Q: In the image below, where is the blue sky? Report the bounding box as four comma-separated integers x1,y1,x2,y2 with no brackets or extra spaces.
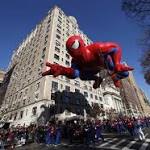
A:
0,0,149,98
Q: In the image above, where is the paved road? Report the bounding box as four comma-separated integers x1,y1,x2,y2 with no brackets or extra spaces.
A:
15,138,150,150
15,128,150,150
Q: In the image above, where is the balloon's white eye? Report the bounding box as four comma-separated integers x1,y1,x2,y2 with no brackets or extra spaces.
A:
71,40,80,49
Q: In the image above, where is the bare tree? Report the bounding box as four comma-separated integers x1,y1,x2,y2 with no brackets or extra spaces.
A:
140,26,150,85
140,49,150,84
122,0,150,26
122,0,150,85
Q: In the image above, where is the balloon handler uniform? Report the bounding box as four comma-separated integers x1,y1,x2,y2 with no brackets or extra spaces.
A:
42,35,134,89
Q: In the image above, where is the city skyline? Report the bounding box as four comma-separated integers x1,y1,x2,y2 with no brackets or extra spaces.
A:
0,0,149,99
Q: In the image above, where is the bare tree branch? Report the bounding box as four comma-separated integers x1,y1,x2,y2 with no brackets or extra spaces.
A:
122,0,150,85
122,0,150,25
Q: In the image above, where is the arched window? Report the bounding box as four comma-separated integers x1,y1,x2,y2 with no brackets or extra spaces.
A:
32,107,37,116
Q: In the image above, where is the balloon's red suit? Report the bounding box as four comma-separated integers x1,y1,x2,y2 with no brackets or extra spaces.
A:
42,35,134,88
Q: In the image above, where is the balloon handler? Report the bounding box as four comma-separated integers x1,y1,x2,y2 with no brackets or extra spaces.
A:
42,35,134,89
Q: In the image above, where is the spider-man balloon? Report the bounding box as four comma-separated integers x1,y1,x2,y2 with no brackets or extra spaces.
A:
42,35,134,89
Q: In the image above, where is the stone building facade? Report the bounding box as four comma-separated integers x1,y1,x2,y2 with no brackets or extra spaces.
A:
0,6,125,125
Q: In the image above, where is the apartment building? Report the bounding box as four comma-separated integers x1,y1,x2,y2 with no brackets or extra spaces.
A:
0,70,5,86
0,70,6,105
0,6,124,125
120,71,144,117
137,88,150,116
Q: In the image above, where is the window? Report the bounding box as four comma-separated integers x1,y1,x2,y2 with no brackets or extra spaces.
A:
36,82,40,91
66,54,70,59
66,32,69,37
67,19,69,23
90,94,93,99
95,95,98,100
45,35,48,39
57,29,61,34
57,24,61,29
55,47,60,53
35,93,39,100
32,107,37,115
75,89,80,93
84,92,88,98
66,25,69,29
51,93,56,100
19,92,22,99
65,85,70,92
47,18,51,24
56,40,61,46
42,47,46,53
58,18,62,24
40,62,43,69
56,34,61,39
59,11,62,16
44,40,47,45
17,102,20,108
65,61,70,66
9,114,13,120
53,61,58,64
75,80,80,86
42,47,46,59
46,28,50,33
52,81,58,91
54,54,59,60
99,97,103,101
14,112,17,120
23,99,26,105
20,111,24,119
100,104,104,109
24,74,27,79
58,15,62,19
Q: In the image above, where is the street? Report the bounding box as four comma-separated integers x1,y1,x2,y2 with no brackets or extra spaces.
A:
15,128,150,150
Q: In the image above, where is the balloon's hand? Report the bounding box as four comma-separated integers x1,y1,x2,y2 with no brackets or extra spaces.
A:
42,62,63,77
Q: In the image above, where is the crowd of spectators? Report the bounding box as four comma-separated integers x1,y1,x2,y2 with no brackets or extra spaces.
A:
0,116,149,149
